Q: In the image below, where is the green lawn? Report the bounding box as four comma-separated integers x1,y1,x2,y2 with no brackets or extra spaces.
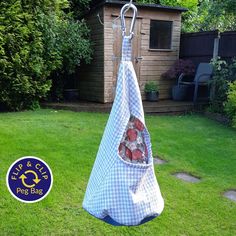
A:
0,109,236,235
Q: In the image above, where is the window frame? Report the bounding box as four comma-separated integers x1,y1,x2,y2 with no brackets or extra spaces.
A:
149,19,173,51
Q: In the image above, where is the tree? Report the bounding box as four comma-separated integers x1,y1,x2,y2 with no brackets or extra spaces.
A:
159,0,199,32
137,0,199,32
136,0,236,32
198,0,236,32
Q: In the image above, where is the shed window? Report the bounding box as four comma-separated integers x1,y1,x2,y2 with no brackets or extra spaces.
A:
149,20,172,49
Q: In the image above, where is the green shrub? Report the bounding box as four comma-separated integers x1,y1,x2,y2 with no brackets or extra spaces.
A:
209,57,236,113
37,12,92,75
0,0,92,111
225,81,236,128
144,81,159,92
37,12,92,100
69,0,91,18
0,1,47,110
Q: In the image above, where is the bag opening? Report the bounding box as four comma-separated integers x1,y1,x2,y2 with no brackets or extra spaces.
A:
118,115,149,165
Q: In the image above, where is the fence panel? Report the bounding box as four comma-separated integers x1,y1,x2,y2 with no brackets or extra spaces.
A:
180,30,236,65
219,31,236,61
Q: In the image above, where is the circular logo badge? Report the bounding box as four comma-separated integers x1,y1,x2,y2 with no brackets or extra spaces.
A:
6,156,53,203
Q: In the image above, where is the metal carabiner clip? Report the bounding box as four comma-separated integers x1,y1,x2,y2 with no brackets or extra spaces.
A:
120,3,137,40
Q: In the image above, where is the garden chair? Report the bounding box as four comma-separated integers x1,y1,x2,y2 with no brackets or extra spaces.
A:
177,63,213,103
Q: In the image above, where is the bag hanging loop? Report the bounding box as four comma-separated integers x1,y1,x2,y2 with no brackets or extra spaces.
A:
120,2,137,40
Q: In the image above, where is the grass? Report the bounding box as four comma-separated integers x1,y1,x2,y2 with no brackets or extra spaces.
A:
0,109,236,235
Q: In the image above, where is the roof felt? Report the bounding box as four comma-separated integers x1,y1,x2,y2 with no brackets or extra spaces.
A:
96,0,187,12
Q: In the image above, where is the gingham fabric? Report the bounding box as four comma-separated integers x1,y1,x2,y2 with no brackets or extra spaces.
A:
82,36,164,226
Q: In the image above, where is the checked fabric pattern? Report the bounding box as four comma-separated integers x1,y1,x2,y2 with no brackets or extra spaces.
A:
82,36,164,226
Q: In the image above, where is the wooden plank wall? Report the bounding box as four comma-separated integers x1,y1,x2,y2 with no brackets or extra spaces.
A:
140,11,181,99
180,31,218,66
104,5,182,102
78,7,105,102
103,8,114,103
180,30,236,64
103,8,142,102
219,31,236,61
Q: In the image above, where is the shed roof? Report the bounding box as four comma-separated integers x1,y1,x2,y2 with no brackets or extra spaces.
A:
92,0,187,13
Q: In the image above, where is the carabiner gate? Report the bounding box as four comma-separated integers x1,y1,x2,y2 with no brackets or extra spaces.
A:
120,3,137,40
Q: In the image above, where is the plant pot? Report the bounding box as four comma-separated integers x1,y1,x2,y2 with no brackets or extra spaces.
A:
172,85,188,101
0,102,7,111
145,91,159,102
64,89,79,102
185,84,194,101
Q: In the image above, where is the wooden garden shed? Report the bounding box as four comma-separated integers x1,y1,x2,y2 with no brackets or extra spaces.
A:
78,0,187,103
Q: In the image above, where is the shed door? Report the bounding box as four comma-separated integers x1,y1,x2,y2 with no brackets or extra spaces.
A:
112,17,142,89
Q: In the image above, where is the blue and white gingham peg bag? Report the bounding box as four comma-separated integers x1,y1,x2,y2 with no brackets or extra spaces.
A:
82,36,164,226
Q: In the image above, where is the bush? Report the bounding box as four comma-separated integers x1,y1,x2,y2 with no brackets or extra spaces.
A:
0,1,49,110
161,59,195,80
69,0,91,18
209,57,236,113
37,12,92,100
0,0,92,110
144,81,159,92
225,81,236,128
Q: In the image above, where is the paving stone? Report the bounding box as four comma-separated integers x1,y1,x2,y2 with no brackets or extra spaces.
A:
153,156,167,165
224,190,236,202
173,172,201,183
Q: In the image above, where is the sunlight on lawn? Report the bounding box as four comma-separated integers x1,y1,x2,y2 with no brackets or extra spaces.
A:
0,109,236,235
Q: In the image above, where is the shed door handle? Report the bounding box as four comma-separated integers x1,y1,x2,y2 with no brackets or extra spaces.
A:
135,56,143,63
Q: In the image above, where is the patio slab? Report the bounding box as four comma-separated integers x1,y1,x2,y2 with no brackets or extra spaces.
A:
224,190,236,202
173,172,201,183
153,156,167,165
